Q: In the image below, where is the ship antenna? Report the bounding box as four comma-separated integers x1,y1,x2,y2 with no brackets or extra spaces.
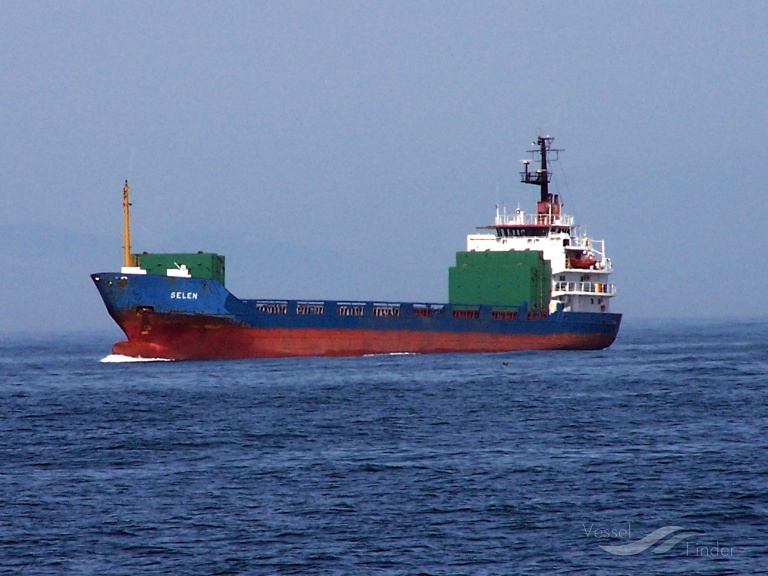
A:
539,136,549,202
122,180,132,267
520,135,562,203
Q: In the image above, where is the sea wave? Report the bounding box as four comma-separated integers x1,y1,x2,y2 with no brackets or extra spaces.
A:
100,354,173,363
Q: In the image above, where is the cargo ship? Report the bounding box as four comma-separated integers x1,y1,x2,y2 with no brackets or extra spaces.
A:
92,135,621,360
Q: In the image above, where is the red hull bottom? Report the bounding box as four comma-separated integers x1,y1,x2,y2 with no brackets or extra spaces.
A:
110,313,617,360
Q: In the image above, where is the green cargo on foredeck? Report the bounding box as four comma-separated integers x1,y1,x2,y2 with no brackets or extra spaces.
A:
133,252,226,285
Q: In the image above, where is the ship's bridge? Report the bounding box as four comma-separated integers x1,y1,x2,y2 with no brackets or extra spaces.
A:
479,207,574,238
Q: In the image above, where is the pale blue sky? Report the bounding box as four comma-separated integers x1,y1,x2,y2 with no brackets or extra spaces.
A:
1,1,766,333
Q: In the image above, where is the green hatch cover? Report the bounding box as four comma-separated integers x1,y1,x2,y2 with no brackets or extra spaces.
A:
448,250,551,310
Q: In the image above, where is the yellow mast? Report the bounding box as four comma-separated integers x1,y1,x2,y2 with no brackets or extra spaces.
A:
122,180,132,267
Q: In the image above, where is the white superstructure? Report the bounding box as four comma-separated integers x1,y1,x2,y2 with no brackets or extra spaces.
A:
465,136,615,314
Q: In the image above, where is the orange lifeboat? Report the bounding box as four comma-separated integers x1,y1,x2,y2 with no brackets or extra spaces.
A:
568,254,597,269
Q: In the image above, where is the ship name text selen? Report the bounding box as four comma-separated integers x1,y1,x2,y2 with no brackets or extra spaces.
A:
170,292,199,300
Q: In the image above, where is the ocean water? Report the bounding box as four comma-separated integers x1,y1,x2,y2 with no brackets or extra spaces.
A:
1,319,766,575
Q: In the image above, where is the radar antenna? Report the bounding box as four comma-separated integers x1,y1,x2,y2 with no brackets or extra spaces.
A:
520,135,562,203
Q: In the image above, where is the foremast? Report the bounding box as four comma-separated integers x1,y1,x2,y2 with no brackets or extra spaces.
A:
120,180,149,275
123,180,132,268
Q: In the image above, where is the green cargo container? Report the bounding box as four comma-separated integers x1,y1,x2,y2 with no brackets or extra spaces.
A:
134,252,226,285
448,250,550,310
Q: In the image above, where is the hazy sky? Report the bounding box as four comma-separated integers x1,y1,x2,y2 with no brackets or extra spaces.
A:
2,1,766,334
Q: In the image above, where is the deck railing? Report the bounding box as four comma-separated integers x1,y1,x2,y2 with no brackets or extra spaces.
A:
495,211,574,226
553,281,616,296
246,299,550,320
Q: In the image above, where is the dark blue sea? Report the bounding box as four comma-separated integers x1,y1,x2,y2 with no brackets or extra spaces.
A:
2,319,767,574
